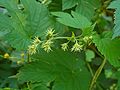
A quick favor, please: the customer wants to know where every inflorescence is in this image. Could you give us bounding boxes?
[28,28,93,55]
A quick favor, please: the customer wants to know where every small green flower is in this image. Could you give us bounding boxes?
[83,36,93,43]
[89,36,93,39]
[28,45,37,55]
[32,36,41,45]
[61,43,68,51]
[41,40,53,52]
[83,36,89,42]
[46,28,55,37]
[71,42,83,52]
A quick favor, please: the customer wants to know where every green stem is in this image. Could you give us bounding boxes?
[90,46,104,59]
[0,55,3,58]
[84,45,94,77]
[27,82,31,90]
[27,52,30,62]
[86,62,94,77]
[89,58,106,90]
[53,37,70,40]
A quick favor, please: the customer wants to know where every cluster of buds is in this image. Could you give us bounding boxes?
[28,28,56,54]
[60,34,93,52]
[71,42,83,52]
[41,40,53,53]
[28,36,41,55]
[61,43,68,51]
[109,83,117,90]
[41,28,56,52]
[61,41,83,52]
[83,36,93,45]
[27,28,93,54]
[32,36,41,45]
[46,28,57,40]
[28,45,37,55]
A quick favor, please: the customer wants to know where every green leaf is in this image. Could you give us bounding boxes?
[104,69,113,78]
[0,0,52,50]
[82,23,96,36]
[52,18,67,35]
[75,0,100,20]
[62,0,79,10]
[51,11,91,29]
[31,83,49,90]
[48,0,62,11]
[108,0,120,38]
[21,0,52,36]
[93,31,120,67]
[85,49,95,62]
[17,49,91,90]
[62,0,101,20]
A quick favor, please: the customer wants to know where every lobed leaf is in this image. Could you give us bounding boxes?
[62,0,101,20]
[17,49,91,90]
[51,11,91,29]
[108,0,120,38]
[0,0,52,50]
[93,31,120,67]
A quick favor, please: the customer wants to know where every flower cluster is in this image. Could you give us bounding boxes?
[28,36,41,55]
[71,42,83,52]
[41,28,56,52]
[41,40,53,52]
[28,28,55,54]
[60,34,93,52]
[27,28,93,55]
[61,41,83,52]
[109,83,117,90]
[83,36,93,44]
[28,45,37,55]
[61,43,68,51]
[46,28,55,37]
[32,36,41,45]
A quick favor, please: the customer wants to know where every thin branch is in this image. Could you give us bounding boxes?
[89,57,106,90]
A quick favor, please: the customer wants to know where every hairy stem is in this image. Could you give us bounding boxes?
[89,57,106,90]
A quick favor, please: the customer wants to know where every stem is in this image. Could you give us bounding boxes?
[89,58,106,90]
[27,52,30,62]
[27,82,31,90]
[90,46,104,59]
[0,55,3,58]
[86,62,94,77]
[53,37,70,40]
[76,35,82,38]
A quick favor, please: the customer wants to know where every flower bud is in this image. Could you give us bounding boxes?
[41,40,53,52]
[28,45,37,55]
[32,36,41,45]
[4,53,10,59]
[46,28,55,37]
[61,43,68,51]
[71,42,83,52]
